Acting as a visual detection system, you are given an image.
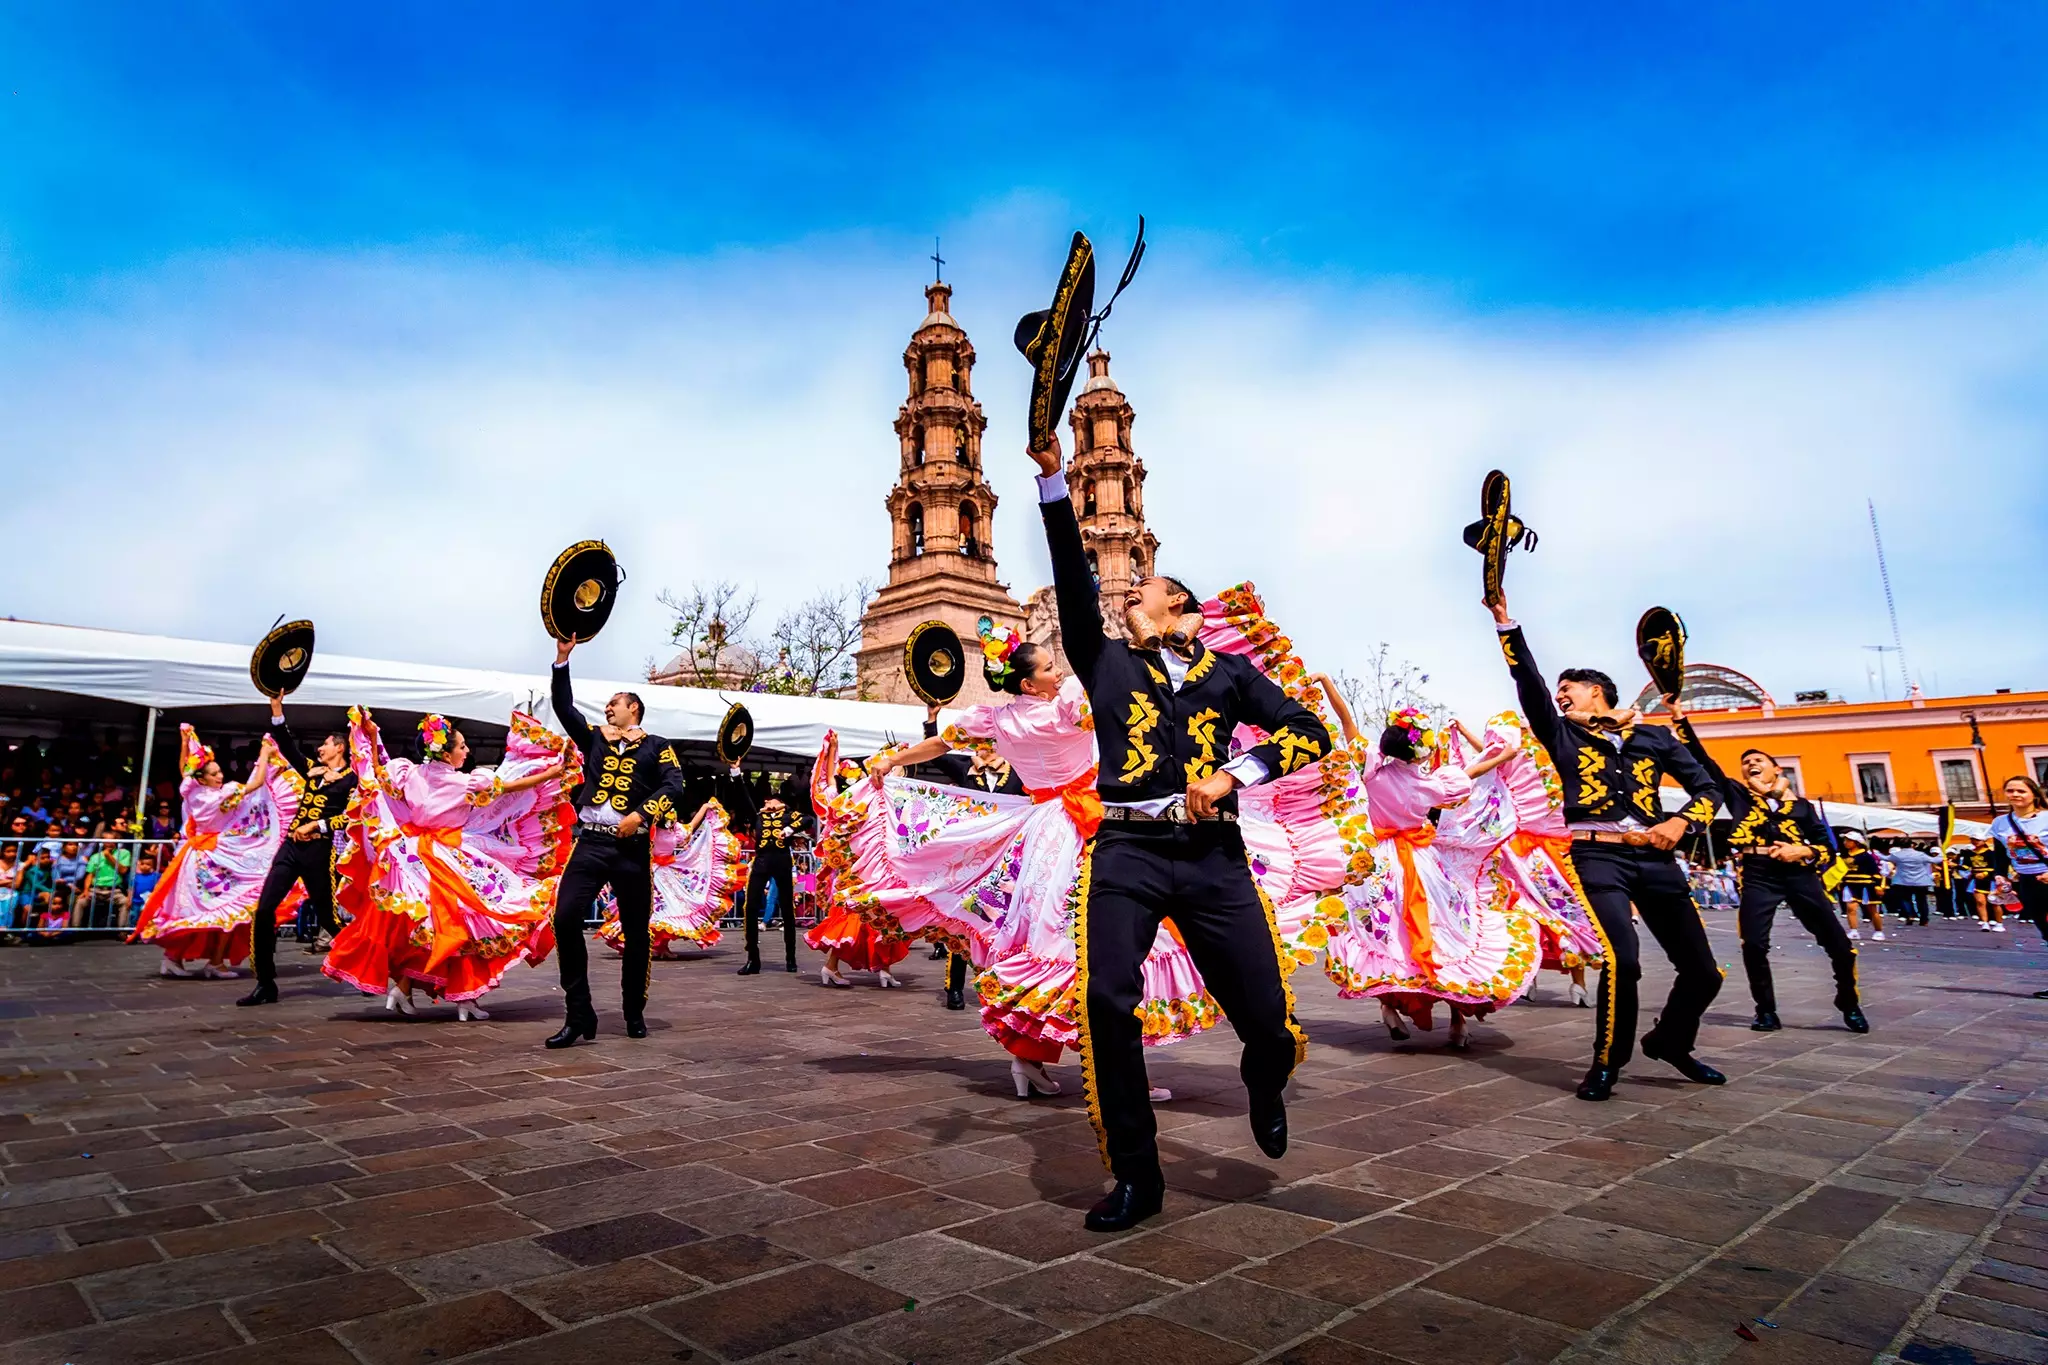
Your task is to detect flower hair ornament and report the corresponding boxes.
[1386,705,1440,755]
[978,616,1024,689]
[417,714,456,759]
[179,736,215,777]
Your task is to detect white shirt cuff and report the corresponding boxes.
[1223,754,1269,788]
[270,716,285,727]
[1036,470,1069,503]
[1495,620,1518,634]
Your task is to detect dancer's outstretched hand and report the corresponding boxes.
[1028,431,1062,477]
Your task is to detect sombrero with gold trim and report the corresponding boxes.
[904,620,966,706]
[1462,470,1538,609]
[249,619,315,698]
[541,540,621,643]
[716,702,754,767]
[1635,606,1688,703]
[1015,233,1095,454]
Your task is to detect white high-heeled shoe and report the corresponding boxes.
[203,964,238,980]
[384,983,418,1016]
[1010,1059,1060,1098]
[1448,1014,1470,1052]
[876,970,900,989]
[457,1000,490,1022]
[159,958,195,978]
[1148,1087,1173,1102]
[1569,981,1590,1008]
[1380,1002,1411,1041]
[820,965,851,988]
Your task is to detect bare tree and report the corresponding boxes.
[1331,643,1442,733]
[656,581,764,690]
[763,579,876,698]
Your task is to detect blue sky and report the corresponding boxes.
[3,3,2044,709]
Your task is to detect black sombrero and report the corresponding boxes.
[250,619,316,698]
[1015,218,1146,453]
[541,540,621,643]
[1635,606,1688,703]
[716,702,754,767]
[904,620,966,706]
[1461,470,1538,610]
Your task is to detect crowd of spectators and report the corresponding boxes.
[0,735,183,939]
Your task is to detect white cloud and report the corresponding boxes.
[2,237,2042,721]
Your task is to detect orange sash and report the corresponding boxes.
[1386,824,1438,972]
[1510,830,1570,859]
[401,824,540,978]
[1030,767,1104,840]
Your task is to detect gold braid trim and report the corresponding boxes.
[1253,875,1310,1067]
[1072,842,1113,1173]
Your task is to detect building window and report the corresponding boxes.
[1777,759,1803,796]
[1083,484,1097,519]
[907,503,924,556]
[1086,550,1099,588]
[1855,761,1892,804]
[959,501,980,559]
[1939,758,1979,802]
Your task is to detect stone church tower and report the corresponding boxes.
[1024,349,1163,663]
[855,280,1026,706]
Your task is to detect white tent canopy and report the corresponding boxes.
[1658,784,1989,839]
[0,619,939,760]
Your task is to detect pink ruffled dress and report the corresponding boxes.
[815,677,1219,1062]
[598,799,744,956]
[1322,745,1537,1028]
[325,710,575,1002]
[1465,712,1606,972]
[132,725,302,968]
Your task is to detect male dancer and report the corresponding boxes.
[1669,702,1868,1034]
[547,638,685,1047]
[1488,592,1726,1100]
[1033,433,1331,1233]
[737,784,803,975]
[238,696,355,1006]
[1837,835,1887,939]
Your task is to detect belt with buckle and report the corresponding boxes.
[577,821,634,839]
[1100,801,1238,826]
[1572,829,1653,847]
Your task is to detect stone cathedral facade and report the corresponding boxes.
[856,278,1160,705]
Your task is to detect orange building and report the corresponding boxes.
[1651,667,2048,822]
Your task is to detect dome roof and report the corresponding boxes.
[1635,662,1774,713]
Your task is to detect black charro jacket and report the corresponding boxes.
[549,663,685,827]
[1042,491,1329,811]
[1497,624,1719,831]
[1672,717,1831,873]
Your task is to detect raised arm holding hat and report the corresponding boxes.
[546,636,685,1048]
[239,694,358,1006]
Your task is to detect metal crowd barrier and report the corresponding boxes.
[2,836,180,938]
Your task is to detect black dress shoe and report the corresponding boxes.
[544,1018,597,1049]
[1575,1063,1617,1101]
[785,958,799,973]
[1249,1094,1288,1159]
[736,958,761,976]
[929,942,948,961]
[2036,987,2048,1000]
[625,1019,649,1039]
[235,982,278,1007]
[942,987,965,1011]
[1750,1011,1782,1032]
[1641,1034,1726,1085]
[1841,1006,1870,1034]
[1083,1176,1165,1232]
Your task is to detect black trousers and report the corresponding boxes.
[1886,885,1932,926]
[744,849,796,965]
[555,833,653,1023]
[1573,842,1722,1068]
[2014,875,2048,944]
[1737,862,1859,1015]
[948,951,969,994]
[252,839,337,987]
[1080,823,1302,1184]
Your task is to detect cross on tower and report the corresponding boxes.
[931,236,945,283]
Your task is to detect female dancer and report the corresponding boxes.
[806,747,913,989]
[324,709,572,1020]
[1317,696,1532,1048]
[598,797,745,957]
[131,726,300,978]
[1451,713,1606,1009]
[833,624,1216,1099]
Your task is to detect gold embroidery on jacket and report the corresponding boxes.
[1575,748,1610,809]
[1122,693,1161,783]
[1273,727,1324,775]
[1630,758,1659,817]
[1184,708,1221,784]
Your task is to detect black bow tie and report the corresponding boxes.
[1575,712,1625,733]
[1154,631,1198,663]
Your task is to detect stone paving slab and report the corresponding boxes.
[1,914,2043,1364]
